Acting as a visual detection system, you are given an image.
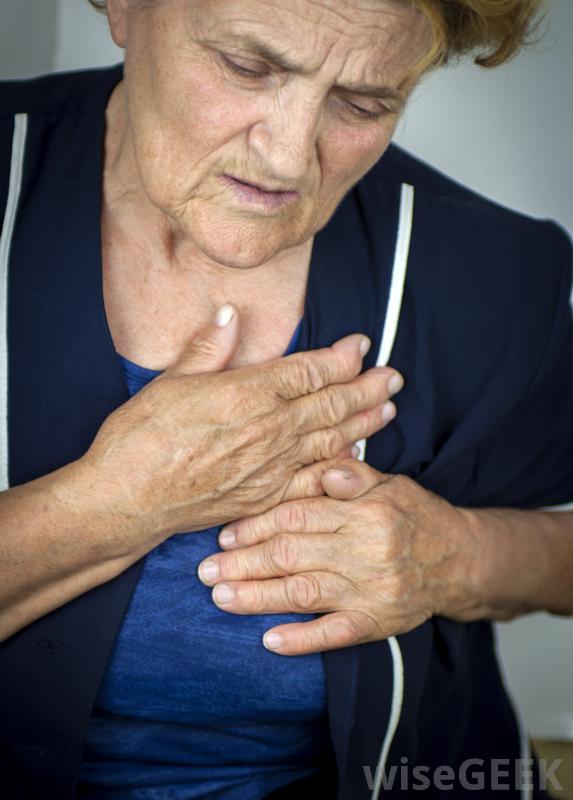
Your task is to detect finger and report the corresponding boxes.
[268,334,370,401]
[210,570,350,616]
[298,400,396,464]
[261,610,377,656]
[280,445,359,502]
[218,496,342,550]
[321,459,393,501]
[198,532,339,585]
[162,303,240,377]
[292,367,403,436]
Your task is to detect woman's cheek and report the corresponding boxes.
[321,130,385,194]
[133,93,226,205]
[341,122,394,177]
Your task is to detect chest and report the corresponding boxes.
[102,238,309,371]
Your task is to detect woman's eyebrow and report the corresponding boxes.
[228,33,406,107]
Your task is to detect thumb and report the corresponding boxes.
[167,303,240,376]
[321,459,390,500]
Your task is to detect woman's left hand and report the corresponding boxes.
[197,461,484,655]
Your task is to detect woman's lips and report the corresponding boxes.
[220,174,299,211]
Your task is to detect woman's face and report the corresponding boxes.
[108,0,430,268]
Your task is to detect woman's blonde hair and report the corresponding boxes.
[414,0,545,72]
[87,0,545,73]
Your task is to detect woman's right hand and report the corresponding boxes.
[78,304,403,555]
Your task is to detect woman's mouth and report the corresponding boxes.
[220,174,299,212]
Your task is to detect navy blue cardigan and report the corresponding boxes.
[0,65,571,800]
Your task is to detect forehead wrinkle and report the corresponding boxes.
[203,0,430,94]
[205,0,426,50]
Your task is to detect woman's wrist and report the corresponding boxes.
[455,506,573,621]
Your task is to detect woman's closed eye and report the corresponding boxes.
[219,53,387,120]
[343,100,386,120]
[220,53,270,80]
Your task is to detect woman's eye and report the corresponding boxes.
[221,54,268,80]
[346,100,384,120]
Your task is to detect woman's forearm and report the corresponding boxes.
[460,507,573,621]
[0,461,144,643]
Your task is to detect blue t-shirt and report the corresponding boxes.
[79,320,334,798]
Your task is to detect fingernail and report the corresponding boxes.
[351,445,360,459]
[198,559,219,582]
[327,467,353,479]
[215,304,234,327]
[263,632,283,650]
[382,401,396,423]
[219,528,236,547]
[213,584,235,604]
[359,337,371,357]
[388,373,404,396]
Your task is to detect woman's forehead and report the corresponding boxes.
[198,0,425,40]
[188,0,430,76]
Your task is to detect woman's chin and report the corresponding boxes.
[184,215,307,270]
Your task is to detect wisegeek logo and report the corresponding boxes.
[363,757,564,792]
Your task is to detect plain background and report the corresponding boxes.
[1,0,572,741]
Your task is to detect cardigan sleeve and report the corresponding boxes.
[472,223,573,510]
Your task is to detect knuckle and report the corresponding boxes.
[331,613,365,646]
[320,426,344,458]
[365,367,392,396]
[254,364,283,401]
[233,520,254,546]
[310,623,334,652]
[358,496,386,523]
[240,416,270,447]
[268,534,299,574]
[273,403,295,435]
[249,516,275,544]
[286,573,323,611]
[276,502,308,533]
[387,473,410,493]
[188,336,219,360]
[249,581,267,614]
[318,389,347,426]
[301,356,328,394]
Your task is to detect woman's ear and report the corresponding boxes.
[105,0,130,49]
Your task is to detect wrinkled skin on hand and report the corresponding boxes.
[198,461,478,655]
[79,336,400,552]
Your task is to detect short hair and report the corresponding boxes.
[86,0,546,72]
[416,0,546,71]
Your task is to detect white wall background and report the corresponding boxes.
[1,0,572,741]
[395,0,573,237]
[0,0,59,78]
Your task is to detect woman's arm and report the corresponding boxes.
[194,464,573,656]
[0,311,402,643]
[0,459,143,643]
[461,506,573,620]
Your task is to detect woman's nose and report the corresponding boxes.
[247,88,322,185]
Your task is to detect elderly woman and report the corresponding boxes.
[0,0,572,797]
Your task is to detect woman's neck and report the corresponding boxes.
[102,83,312,370]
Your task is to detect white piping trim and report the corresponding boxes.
[370,637,405,800]
[356,182,414,463]
[358,183,413,799]
[376,183,414,369]
[0,113,27,492]
[535,501,573,512]
[516,708,533,800]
